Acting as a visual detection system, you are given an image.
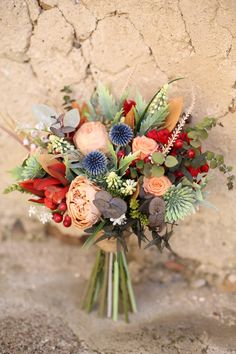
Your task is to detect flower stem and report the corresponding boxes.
[119,253,129,323]
[98,252,109,317]
[107,252,113,318]
[121,251,137,313]
[112,254,119,321]
[83,249,102,313]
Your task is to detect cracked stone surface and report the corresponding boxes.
[0,0,236,273]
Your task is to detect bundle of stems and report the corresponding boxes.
[82,249,137,322]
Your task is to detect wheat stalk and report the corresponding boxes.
[162,87,195,156]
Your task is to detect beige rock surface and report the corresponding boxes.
[0,0,236,272]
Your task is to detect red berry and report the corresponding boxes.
[174,139,183,149]
[187,149,195,159]
[175,171,184,178]
[58,201,67,212]
[63,215,72,227]
[125,169,131,177]
[201,164,209,173]
[144,156,151,163]
[188,166,200,177]
[117,150,125,159]
[53,212,63,223]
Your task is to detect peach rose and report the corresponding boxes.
[143,176,172,197]
[73,122,109,155]
[132,136,158,159]
[66,176,101,229]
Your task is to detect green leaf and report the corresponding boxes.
[198,129,208,140]
[107,142,118,169]
[112,108,124,125]
[139,106,169,135]
[143,163,152,177]
[210,160,217,169]
[151,165,165,177]
[3,183,31,194]
[165,155,178,168]
[152,152,165,164]
[32,104,57,126]
[83,220,106,249]
[118,151,140,175]
[136,160,144,169]
[9,165,24,180]
[190,140,201,148]
[97,83,118,120]
[21,155,46,180]
[64,156,75,182]
[135,91,147,117]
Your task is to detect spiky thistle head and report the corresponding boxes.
[163,184,196,223]
[82,151,107,176]
[109,123,133,146]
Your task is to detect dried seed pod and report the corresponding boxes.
[148,197,165,228]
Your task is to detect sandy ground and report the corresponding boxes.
[0,227,236,354]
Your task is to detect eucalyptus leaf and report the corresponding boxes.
[152,152,165,164]
[63,108,80,128]
[165,155,178,168]
[32,104,57,126]
[151,165,165,177]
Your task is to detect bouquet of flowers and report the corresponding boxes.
[2,79,234,322]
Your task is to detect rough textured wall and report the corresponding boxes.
[0,0,236,271]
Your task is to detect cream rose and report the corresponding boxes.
[73,122,109,155]
[132,136,158,159]
[143,176,172,197]
[66,176,101,229]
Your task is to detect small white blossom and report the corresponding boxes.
[110,213,127,226]
[120,179,137,196]
[35,122,45,131]
[28,206,36,217]
[23,138,29,146]
[38,208,52,224]
[106,172,122,189]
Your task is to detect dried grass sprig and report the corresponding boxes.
[162,87,195,156]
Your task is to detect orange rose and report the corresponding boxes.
[73,122,109,155]
[143,176,172,197]
[132,136,158,159]
[66,176,101,229]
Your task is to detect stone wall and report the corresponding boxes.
[0,0,236,271]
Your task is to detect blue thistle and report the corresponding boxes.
[82,151,107,176]
[109,123,133,146]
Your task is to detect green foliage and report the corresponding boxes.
[9,166,24,181]
[150,152,178,177]
[21,155,46,180]
[3,183,30,194]
[206,150,234,190]
[129,199,148,226]
[135,92,147,117]
[164,184,196,223]
[64,156,75,182]
[107,142,118,169]
[187,117,217,148]
[118,151,140,176]
[97,83,118,120]
[10,156,45,181]
[139,105,169,135]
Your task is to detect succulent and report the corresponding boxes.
[93,191,127,219]
[163,184,196,223]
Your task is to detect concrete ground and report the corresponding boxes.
[0,226,236,354]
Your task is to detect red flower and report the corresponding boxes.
[146,129,170,145]
[123,99,136,115]
[19,162,69,210]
